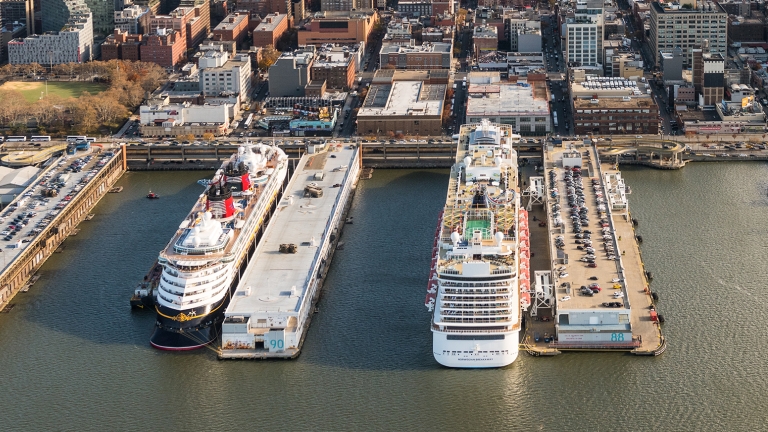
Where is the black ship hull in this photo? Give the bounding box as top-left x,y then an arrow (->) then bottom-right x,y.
149,296 -> 228,351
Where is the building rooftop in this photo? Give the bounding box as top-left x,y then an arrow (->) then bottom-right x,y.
466,82 -> 549,117
215,13 -> 248,31
652,1 -> 726,14
380,41 -> 451,55
573,97 -> 656,110
253,13 -> 285,32
359,80 -> 444,116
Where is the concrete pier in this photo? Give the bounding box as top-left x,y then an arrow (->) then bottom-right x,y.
522,144 -> 666,356
0,146 -> 126,310
219,145 -> 361,359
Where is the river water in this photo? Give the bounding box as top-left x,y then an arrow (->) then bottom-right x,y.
0,164 -> 767,431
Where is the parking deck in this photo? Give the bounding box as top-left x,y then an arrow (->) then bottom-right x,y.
523,144 -> 665,355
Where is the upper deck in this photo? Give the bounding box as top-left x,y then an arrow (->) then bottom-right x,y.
438,120 -> 521,258
159,146 -> 284,265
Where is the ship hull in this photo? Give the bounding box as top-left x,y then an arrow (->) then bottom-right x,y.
150,297 -> 228,351
432,330 -> 519,368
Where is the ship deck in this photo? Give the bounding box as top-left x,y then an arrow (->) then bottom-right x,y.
524,145 -> 664,355
221,145 -> 359,357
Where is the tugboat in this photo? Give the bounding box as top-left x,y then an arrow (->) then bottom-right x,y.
146,191 -> 160,199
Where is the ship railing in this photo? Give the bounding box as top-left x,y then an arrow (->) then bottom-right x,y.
442,287 -> 510,294
439,310 -> 512,317
173,229 -> 231,255
440,280 -> 511,288
431,325 -> 518,333
441,293 -> 511,301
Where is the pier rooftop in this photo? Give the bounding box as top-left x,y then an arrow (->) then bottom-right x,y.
526,144 -> 664,354
0,148 -> 118,274
221,145 -> 359,358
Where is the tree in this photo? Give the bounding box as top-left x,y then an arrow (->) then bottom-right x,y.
258,45 -> 280,71
183,134 -> 195,142
203,132 -> 215,143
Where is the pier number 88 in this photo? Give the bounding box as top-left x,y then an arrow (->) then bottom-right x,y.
610,333 -> 625,342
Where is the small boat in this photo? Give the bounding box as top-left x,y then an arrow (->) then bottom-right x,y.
147,191 -> 160,199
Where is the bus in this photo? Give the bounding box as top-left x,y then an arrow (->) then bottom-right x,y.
67,135 -> 87,142
553,112 -> 558,128
243,113 -> 254,128
30,135 -> 51,142
6,136 -> 27,142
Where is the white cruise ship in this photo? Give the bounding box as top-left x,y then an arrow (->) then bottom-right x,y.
426,119 -> 531,368
150,143 -> 288,350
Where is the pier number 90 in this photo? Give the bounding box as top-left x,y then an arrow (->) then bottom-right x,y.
269,339 -> 284,349
610,333 -> 625,342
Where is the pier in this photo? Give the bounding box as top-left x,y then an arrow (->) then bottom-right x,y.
0,145 -> 126,310
220,144 -> 360,359
522,144 -> 665,356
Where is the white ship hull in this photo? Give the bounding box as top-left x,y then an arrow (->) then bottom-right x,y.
432,331 -> 519,368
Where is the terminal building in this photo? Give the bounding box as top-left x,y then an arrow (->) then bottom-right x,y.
139,96 -> 232,137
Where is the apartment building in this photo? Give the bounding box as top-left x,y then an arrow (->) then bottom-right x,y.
8,6 -> 93,64
114,5 -> 150,34
297,9 -> 378,45
200,52 -> 252,100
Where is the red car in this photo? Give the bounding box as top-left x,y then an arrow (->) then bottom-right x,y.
588,263 -> 598,268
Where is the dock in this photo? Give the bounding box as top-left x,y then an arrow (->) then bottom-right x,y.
219,145 -> 360,359
0,146 -> 126,311
522,144 -> 665,356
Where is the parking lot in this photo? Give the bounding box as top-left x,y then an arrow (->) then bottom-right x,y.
546,148 -> 627,311
0,149 -> 118,270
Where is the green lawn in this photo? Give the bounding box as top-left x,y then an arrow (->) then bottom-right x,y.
0,81 -> 107,102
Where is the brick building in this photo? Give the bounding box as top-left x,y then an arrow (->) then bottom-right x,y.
252,12 -> 288,47
212,12 -> 250,48
101,29 -> 143,61
140,28 -> 186,67
297,9 -> 378,45
310,47 -> 355,90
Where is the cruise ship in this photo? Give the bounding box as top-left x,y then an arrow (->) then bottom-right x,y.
426,119 -> 531,368
150,143 -> 288,350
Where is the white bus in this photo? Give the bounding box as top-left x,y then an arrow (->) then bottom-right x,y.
6,136 -> 27,142
243,113 -> 254,128
553,112 -> 558,128
67,135 -> 87,142
30,135 -> 51,142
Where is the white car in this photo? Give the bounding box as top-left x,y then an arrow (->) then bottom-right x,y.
613,292 -> 625,299
559,272 -> 569,278
0,231 -> 9,236
561,296 -> 571,301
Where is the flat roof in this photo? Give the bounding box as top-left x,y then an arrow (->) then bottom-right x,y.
358,81 -> 444,116
253,14 -> 286,32
225,146 -> 358,319
573,97 -> 656,110
466,82 -> 549,117
380,42 -> 451,54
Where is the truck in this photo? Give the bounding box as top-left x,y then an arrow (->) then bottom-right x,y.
57,173 -> 71,186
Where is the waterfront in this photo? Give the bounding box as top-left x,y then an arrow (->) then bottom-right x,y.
0,164 -> 767,430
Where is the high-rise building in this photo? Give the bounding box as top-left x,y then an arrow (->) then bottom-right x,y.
1,0 -> 34,34
565,0 -> 604,70
649,0 -> 727,68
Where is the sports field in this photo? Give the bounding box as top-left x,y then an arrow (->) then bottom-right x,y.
0,81 -> 107,102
